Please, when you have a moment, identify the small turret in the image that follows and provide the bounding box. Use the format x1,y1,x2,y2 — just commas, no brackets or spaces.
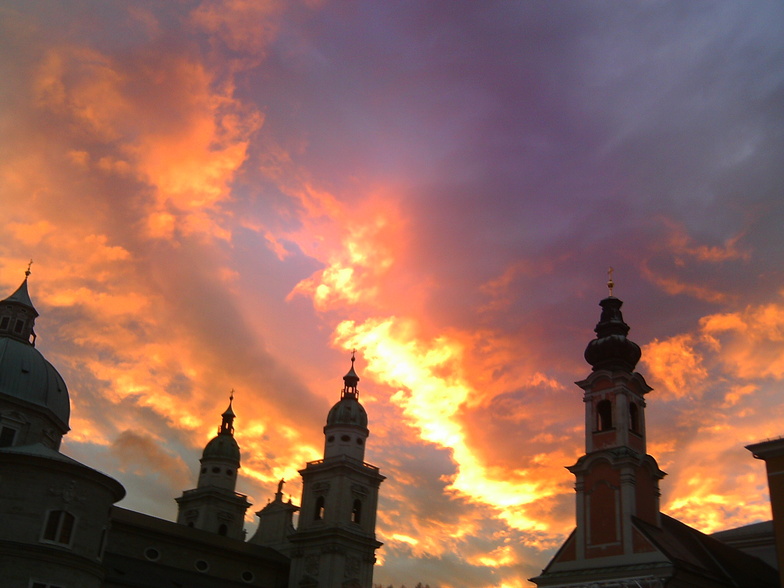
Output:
175,391,250,539
0,262,39,346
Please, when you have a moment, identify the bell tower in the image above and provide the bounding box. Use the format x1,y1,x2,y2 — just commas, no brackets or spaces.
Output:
176,392,251,540
568,276,665,560
530,277,779,587
288,353,385,588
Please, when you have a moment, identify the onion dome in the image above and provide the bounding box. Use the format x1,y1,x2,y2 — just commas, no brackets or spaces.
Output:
326,352,368,429
202,393,240,462
584,295,641,372
0,269,70,431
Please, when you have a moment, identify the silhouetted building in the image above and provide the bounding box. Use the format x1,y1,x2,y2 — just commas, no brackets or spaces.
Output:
747,437,784,586
531,289,779,588
0,272,383,588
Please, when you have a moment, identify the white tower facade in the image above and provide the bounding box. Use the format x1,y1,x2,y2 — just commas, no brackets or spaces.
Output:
288,355,385,588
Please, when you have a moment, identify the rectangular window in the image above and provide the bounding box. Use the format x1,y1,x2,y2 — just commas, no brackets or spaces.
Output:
0,426,16,447
14,319,24,333
42,510,75,546
0,316,8,329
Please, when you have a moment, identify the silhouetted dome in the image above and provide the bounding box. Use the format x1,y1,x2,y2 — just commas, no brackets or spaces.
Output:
326,396,368,428
0,337,69,429
584,296,641,372
202,433,240,462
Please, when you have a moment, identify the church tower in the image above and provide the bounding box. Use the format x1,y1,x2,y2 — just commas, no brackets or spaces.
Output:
531,278,670,587
532,278,783,587
569,283,666,559
288,354,385,588
176,393,251,540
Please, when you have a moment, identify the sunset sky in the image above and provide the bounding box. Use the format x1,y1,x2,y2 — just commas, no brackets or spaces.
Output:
2,1,784,586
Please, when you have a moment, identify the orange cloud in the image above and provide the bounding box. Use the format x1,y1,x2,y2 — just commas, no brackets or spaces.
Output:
334,317,564,533
640,262,728,303
640,219,751,303
288,189,405,310
34,47,130,141
31,39,263,244
191,0,284,55
641,333,708,399
662,219,750,263
699,300,784,380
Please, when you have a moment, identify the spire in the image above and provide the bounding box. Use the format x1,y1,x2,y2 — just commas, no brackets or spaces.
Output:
583,272,641,372
325,351,369,441
342,350,360,399
218,390,236,436
4,262,37,310
1,262,39,345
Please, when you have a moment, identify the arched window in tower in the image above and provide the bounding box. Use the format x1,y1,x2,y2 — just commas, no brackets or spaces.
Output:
629,402,640,434
351,499,362,524
597,399,613,431
314,496,325,521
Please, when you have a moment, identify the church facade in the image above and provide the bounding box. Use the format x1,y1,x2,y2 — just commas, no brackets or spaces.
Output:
0,272,384,588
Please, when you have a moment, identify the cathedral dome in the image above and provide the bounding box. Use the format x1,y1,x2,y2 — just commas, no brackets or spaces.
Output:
0,336,70,429
202,433,240,462
326,395,368,428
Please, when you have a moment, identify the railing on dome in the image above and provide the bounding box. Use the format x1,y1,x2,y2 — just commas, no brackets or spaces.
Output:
306,454,380,472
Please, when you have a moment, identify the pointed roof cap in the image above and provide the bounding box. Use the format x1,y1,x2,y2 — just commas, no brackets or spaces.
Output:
222,390,236,420
218,390,236,436
343,350,360,390
3,262,38,316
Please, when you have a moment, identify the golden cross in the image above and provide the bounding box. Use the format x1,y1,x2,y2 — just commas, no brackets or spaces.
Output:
607,267,615,296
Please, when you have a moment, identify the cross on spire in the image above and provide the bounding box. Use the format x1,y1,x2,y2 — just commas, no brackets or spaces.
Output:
607,267,615,297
